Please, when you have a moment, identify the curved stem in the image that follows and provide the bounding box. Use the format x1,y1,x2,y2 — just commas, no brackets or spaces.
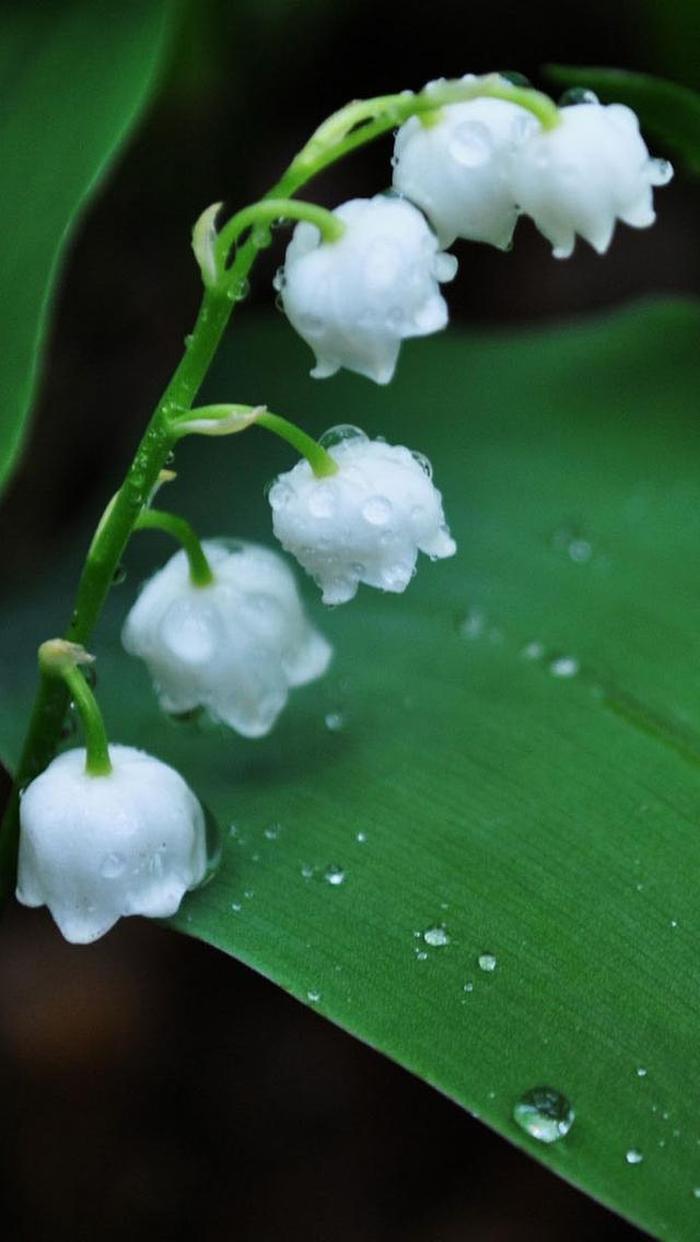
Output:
217,198,344,270
135,509,214,587
255,411,338,477
62,667,112,777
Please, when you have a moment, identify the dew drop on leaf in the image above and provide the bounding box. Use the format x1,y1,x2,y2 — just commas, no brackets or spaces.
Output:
478,952,497,972
324,864,346,886
513,1086,575,1144
423,925,450,947
625,1149,644,1165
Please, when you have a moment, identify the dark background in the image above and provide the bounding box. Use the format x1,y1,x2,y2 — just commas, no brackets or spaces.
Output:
1,0,698,1237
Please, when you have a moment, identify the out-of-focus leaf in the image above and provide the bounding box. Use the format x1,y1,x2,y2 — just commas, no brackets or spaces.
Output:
3,301,700,1237
0,0,172,499
546,65,700,174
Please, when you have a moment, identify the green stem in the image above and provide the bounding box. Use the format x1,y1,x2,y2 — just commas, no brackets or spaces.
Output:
135,509,215,587
255,411,338,477
217,198,344,269
62,666,112,777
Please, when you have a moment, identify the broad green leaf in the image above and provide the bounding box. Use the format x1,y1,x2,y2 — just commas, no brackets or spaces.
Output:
0,0,171,499
546,64,700,174
2,300,700,1237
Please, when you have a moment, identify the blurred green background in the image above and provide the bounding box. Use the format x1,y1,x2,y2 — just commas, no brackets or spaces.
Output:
0,1,698,1238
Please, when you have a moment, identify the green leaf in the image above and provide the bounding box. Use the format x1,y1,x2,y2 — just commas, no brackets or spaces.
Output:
3,300,700,1237
0,0,171,499
546,64,700,174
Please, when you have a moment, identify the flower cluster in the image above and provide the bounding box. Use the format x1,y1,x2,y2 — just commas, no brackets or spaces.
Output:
14,72,674,945
278,82,672,381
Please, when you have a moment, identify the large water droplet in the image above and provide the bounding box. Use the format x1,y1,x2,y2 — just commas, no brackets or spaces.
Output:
549,655,579,679
362,495,393,526
498,70,533,88
558,87,599,106
194,805,223,889
423,925,450,947
649,157,673,186
625,1148,644,1165
319,424,367,450
448,120,492,167
324,864,346,886
308,483,336,518
513,1086,575,1143
100,852,126,879
478,952,497,972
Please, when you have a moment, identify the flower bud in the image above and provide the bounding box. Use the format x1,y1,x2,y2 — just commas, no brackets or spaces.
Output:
16,745,207,944
122,540,331,738
268,428,456,605
510,99,673,258
393,90,538,249
276,194,457,385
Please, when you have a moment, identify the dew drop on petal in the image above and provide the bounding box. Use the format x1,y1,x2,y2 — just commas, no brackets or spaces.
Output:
99,853,126,879
448,119,492,167
318,424,367,449
513,1087,575,1144
362,495,393,526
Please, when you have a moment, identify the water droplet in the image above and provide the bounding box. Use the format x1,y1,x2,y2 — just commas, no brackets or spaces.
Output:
558,87,599,106
355,831,367,844
272,266,286,292
423,926,450,947
478,952,497,972
324,864,346,887
243,888,254,900
636,1067,648,1078
415,950,428,961
362,495,393,526
264,823,281,840
307,989,321,1003
549,656,579,679
513,1086,575,1144
308,483,336,518
196,805,223,888
111,563,127,586
458,608,486,640
184,333,194,348
568,538,592,563
692,1187,700,1199
60,703,79,740
649,157,673,186
99,852,126,879
319,424,367,450
301,863,315,879
228,824,239,838
625,1148,644,1165
411,450,433,479
499,70,533,88
324,711,345,732
463,981,474,993
268,481,292,511
521,640,544,661
448,119,492,167
670,918,678,929
231,901,241,912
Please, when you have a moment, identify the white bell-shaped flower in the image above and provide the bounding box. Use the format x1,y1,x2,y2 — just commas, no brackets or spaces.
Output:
510,99,673,258
268,427,456,605
16,744,207,944
122,540,331,738
393,90,539,249
277,194,457,385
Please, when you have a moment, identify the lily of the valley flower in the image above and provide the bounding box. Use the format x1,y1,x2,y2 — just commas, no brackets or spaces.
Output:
393,84,539,249
510,98,673,258
268,428,456,605
122,540,331,737
16,745,207,944
277,194,457,385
